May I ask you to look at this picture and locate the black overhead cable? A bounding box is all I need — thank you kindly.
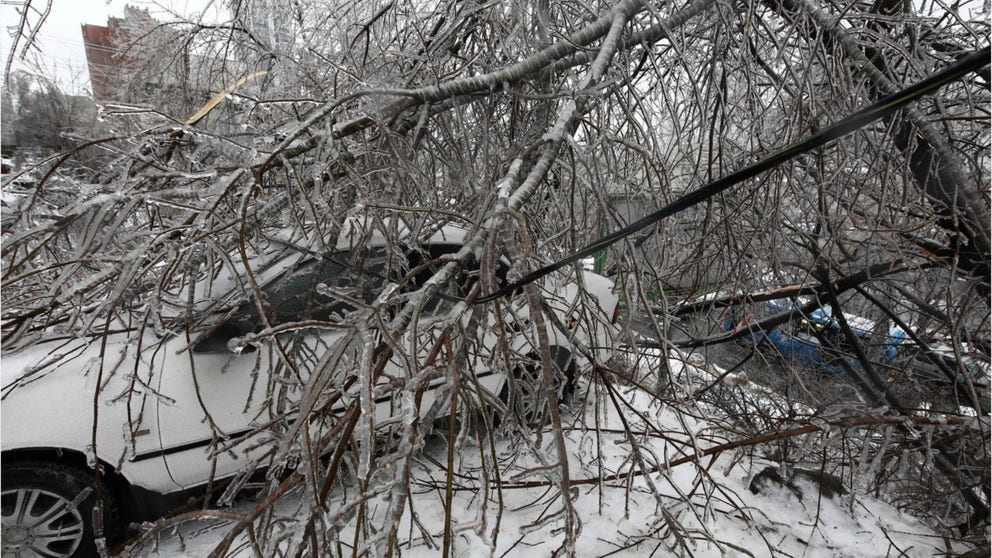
[475,46,991,304]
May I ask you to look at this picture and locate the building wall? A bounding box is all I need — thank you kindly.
[80,7,175,104]
[80,22,117,102]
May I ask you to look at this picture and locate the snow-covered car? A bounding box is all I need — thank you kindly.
[1,225,619,557]
[722,301,990,398]
[722,300,907,375]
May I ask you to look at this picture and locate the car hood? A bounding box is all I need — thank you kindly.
[1,331,143,393]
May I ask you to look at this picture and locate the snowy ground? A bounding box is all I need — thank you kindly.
[128,349,964,558]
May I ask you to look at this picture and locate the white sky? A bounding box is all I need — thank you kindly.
[0,0,226,95]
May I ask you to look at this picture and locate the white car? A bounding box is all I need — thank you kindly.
[1,225,619,557]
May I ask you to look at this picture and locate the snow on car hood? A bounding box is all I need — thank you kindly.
[1,330,135,392]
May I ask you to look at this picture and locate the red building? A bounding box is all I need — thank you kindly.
[80,22,115,101]
[80,6,159,102]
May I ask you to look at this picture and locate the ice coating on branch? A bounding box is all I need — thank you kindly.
[355,324,375,481]
[377,282,399,305]
[497,159,522,199]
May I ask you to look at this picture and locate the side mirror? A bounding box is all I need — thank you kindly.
[192,323,258,354]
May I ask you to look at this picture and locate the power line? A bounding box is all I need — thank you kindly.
[475,46,992,303]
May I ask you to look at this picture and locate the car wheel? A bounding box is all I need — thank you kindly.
[1,461,118,558]
[501,348,576,428]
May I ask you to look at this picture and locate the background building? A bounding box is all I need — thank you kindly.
[81,5,193,108]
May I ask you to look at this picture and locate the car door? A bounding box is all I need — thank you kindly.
[153,251,379,489]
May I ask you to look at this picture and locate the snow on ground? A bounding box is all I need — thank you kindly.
[131,353,961,558]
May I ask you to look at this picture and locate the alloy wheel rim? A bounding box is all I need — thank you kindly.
[1,487,84,558]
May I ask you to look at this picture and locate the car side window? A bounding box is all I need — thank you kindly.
[251,249,389,324]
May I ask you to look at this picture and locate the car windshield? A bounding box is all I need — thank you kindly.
[190,242,488,352]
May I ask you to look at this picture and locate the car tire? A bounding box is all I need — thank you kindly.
[500,348,576,428]
[1,461,118,558]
